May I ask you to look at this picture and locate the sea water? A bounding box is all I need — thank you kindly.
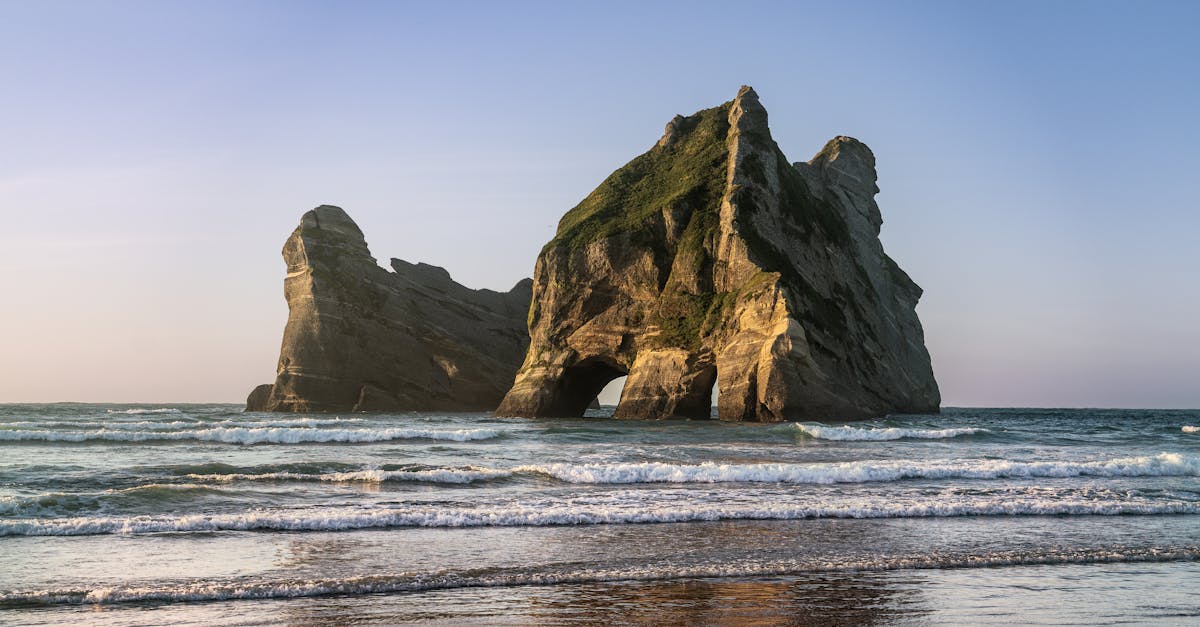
[1,405,1197,624]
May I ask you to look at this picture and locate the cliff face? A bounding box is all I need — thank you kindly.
[497,86,939,421]
[248,206,532,412]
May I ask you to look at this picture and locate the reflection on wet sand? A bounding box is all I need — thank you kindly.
[258,520,926,624]
[274,572,928,626]
[522,574,928,626]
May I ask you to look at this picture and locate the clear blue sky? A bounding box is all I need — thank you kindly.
[1,0,1197,407]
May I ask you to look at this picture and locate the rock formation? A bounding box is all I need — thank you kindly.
[497,86,939,422]
[247,205,532,412]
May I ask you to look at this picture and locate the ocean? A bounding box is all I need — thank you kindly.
[1,404,1198,625]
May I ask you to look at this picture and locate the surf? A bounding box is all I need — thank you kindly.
[792,423,989,440]
[4,495,1197,536]
[0,426,501,445]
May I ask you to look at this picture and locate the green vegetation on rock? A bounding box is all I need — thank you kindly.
[651,291,736,351]
[545,104,732,254]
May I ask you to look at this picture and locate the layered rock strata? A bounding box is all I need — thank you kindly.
[247,206,532,412]
[497,86,939,421]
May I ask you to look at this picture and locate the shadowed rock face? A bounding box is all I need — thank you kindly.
[247,206,532,412]
[496,86,939,422]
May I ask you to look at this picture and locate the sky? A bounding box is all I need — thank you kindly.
[1,0,1197,407]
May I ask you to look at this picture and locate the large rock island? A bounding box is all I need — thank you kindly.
[497,86,939,421]
[247,206,532,412]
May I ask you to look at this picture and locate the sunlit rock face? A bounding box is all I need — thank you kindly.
[247,205,531,412]
[497,86,939,422]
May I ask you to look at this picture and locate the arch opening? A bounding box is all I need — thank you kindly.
[550,357,627,418]
[675,363,718,420]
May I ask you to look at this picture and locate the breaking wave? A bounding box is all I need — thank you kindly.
[3,497,1197,536]
[793,423,988,441]
[104,408,183,415]
[0,417,365,431]
[514,453,1199,484]
[189,467,513,484]
[168,454,1200,486]
[0,426,501,445]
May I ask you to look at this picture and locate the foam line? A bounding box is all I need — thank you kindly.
[0,426,500,444]
[515,453,1200,484]
[793,423,987,441]
[3,498,1197,536]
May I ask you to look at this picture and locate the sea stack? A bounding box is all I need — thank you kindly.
[248,205,532,412]
[497,86,939,421]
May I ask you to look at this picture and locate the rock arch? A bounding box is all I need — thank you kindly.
[496,87,939,421]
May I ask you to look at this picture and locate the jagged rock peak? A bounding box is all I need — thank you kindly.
[302,204,368,244]
[497,86,939,422]
[802,136,878,197]
[247,206,532,413]
[730,84,767,130]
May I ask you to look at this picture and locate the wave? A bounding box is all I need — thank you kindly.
[188,467,513,484]
[0,426,500,445]
[0,484,229,516]
[3,497,1197,536]
[513,453,1200,484]
[1184,426,1199,433]
[105,408,182,415]
[167,461,357,476]
[2,546,1195,607]
[793,423,988,441]
[2,417,370,432]
[167,453,1200,486]
[3,419,195,429]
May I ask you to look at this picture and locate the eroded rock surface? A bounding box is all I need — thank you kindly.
[247,206,532,412]
[496,86,939,421]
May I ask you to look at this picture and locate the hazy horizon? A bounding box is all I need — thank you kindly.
[3,1,1198,408]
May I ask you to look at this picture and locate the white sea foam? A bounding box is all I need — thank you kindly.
[177,454,1200,485]
[0,426,500,445]
[105,408,183,415]
[3,546,1196,606]
[223,417,368,428]
[2,495,1197,536]
[2,419,199,429]
[1184,425,1199,433]
[190,467,513,484]
[514,453,1200,484]
[1,417,371,430]
[793,423,988,440]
